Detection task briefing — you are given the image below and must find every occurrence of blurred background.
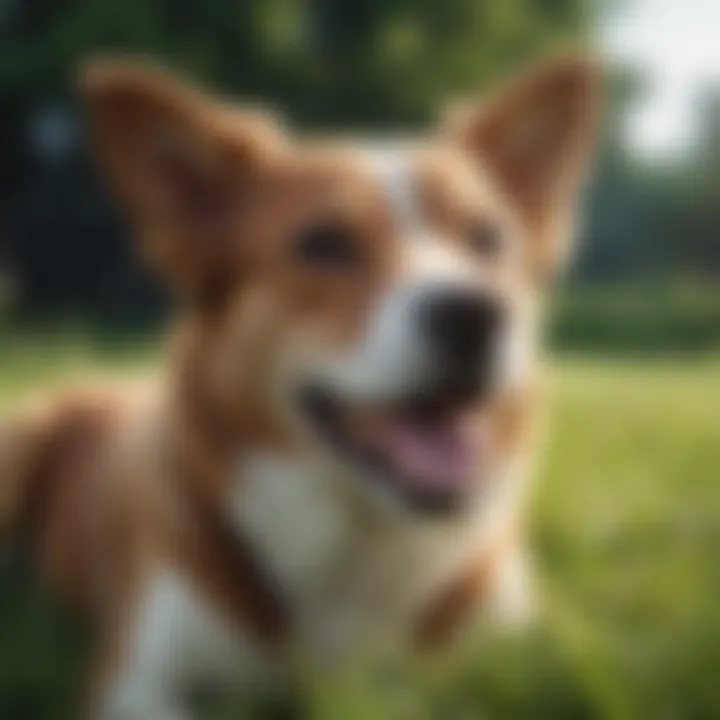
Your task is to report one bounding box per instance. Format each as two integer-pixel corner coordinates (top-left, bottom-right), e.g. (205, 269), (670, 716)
(1, 0), (719, 718)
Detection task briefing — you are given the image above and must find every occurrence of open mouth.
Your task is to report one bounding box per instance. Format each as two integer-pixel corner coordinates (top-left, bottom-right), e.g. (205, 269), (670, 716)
(298, 384), (492, 516)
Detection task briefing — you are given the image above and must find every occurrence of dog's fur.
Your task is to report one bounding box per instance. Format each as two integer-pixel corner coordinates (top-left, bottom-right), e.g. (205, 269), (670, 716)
(0, 55), (598, 718)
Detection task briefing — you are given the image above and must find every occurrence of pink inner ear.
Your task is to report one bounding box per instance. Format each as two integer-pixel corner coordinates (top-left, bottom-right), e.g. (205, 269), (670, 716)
(155, 147), (228, 226)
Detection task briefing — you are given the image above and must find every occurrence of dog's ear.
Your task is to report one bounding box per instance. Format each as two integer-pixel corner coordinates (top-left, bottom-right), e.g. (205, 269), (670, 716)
(446, 55), (600, 276)
(79, 58), (282, 296)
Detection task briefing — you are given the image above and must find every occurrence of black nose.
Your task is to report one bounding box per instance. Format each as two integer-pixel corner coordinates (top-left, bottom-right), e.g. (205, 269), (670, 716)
(421, 289), (504, 371)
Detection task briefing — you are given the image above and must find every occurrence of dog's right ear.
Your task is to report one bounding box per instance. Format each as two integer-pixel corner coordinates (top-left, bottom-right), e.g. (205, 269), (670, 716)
(79, 58), (282, 295)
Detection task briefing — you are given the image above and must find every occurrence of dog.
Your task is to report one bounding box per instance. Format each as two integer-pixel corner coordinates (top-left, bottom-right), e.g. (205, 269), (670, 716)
(0, 54), (598, 718)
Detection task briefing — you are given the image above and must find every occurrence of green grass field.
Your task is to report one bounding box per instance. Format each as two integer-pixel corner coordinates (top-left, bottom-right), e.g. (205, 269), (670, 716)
(1, 335), (719, 719)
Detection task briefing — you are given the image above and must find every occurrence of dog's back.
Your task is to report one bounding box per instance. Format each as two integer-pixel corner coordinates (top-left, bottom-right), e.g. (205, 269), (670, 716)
(0, 384), (150, 610)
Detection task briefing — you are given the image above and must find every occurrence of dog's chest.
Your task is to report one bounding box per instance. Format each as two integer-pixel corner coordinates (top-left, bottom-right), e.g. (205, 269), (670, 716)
(232, 453), (489, 657)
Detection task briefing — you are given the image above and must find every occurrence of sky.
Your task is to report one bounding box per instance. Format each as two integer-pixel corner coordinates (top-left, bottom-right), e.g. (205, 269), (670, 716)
(601, 0), (720, 158)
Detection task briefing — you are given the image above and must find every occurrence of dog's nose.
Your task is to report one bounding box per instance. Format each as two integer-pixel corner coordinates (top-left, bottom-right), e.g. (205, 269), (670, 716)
(421, 289), (504, 371)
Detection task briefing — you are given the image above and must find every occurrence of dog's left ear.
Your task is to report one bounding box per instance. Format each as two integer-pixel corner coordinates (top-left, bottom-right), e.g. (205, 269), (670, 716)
(446, 55), (600, 276)
(79, 58), (283, 299)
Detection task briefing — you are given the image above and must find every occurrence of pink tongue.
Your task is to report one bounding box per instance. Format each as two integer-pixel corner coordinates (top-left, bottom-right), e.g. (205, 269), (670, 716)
(386, 420), (478, 489)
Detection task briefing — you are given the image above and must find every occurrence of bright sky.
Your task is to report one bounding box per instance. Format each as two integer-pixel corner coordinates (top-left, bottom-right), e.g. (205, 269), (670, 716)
(602, 0), (720, 158)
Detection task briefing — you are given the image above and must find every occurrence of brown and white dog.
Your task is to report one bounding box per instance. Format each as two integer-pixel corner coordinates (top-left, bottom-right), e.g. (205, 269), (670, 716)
(0, 55), (598, 718)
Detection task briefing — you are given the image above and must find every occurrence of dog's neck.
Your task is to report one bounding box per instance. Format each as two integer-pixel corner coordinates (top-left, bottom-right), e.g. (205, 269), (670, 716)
(165, 316), (287, 482)
(158, 321), (294, 645)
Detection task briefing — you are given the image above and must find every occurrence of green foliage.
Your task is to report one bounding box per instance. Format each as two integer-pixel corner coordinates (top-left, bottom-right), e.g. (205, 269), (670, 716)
(0, 0), (588, 125)
(552, 284), (720, 352)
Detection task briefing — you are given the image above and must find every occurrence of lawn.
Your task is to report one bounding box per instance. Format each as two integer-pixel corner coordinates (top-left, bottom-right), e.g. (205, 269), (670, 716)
(1, 336), (719, 719)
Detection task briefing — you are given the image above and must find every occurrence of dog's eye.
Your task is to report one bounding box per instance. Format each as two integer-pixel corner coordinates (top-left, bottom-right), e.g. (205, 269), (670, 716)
(293, 221), (360, 268)
(469, 220), (504, 259)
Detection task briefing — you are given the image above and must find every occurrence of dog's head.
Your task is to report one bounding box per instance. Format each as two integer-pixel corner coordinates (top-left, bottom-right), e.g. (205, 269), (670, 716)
(81, 56), (598, 517)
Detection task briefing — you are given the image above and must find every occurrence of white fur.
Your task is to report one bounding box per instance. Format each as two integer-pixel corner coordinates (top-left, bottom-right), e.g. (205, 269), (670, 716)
(363, 146), (423, 233)
(99, 571), (272, 719)
(233, 451), (522, 665)
(100, 454), (530, 717)
(487, 543), (539, 628)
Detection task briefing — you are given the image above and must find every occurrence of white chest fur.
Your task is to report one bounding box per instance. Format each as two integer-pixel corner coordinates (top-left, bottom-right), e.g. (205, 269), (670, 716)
(102, 571), (274, 719)
(102, 455), (525, 717)
(232, 452), (515, 661)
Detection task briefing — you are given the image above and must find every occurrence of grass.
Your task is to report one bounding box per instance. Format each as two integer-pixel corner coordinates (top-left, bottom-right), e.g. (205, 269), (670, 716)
(1, 336), (719, 718)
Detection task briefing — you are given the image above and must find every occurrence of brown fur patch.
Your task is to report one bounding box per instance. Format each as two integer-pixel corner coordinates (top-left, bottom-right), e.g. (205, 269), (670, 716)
(5, 392), (125, 608)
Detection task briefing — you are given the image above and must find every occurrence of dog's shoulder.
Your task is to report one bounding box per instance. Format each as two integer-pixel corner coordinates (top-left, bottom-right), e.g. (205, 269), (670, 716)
(3, 378), (161, 604)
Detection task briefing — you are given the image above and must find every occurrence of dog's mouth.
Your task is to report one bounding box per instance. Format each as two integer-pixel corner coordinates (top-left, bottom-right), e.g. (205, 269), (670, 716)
(298, 384), (492, 516)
